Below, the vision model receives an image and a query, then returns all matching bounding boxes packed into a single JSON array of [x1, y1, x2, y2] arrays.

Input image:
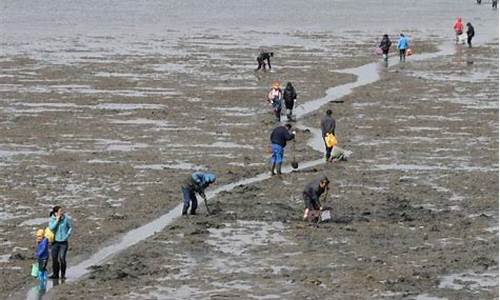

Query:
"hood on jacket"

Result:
[[203, 173, 216, 183]]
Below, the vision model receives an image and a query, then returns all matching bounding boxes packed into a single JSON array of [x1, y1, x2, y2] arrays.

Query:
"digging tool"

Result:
[[202, 194, 211, 215], [291, 139, 299, 169]]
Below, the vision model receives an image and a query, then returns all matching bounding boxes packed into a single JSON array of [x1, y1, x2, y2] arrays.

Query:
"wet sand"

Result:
[[1, 34, 495, 299], [1, 33, 376, 298]]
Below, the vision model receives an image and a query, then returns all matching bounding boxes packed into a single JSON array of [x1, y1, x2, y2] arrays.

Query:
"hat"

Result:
[[36, 229, 44, 237]]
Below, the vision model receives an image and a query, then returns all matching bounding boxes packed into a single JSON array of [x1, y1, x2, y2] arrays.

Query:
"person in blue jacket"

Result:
[[181, 172, 216, 215], [35, 229, 49, 289], [48, 206, 73, 279], [270, 124, 296, 176], [397, 33, 410, 62]]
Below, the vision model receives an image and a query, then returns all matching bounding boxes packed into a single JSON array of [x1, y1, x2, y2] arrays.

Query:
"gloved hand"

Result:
[[292, 131, 296, 135]]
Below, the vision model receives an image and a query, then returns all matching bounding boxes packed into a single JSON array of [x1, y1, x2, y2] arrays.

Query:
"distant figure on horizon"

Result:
[[256, 51, 274, 71], [397, 33, 409, 62], [379, 34, 392, 62], [454, 17, 464, 44], [493, 0, 498, 9], [466, 22, 475, 48]]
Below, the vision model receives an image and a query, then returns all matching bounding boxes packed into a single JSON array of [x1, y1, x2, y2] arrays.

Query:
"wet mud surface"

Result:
[[1, 32, 374, 298], [0, 30, 497, 300], [18, 41, 497, 299]]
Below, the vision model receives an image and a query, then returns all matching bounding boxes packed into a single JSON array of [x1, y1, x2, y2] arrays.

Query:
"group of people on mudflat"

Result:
[[33, 206, 73, 289], [377, 17, 477, 66], [181, 50, 345, 225], [31, 15, 483, 288]]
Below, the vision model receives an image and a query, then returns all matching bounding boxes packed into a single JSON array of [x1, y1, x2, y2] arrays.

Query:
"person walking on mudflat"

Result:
[[466, 22, 475, 48], [268, 81, 283, 123], [256, 51, 274, 71], [270, 123, 295, 176], [48, 206, 73, 280], [320, 109, 336, 162], [283, 82, 298, 121], [397, 33, 409, 62], [379, 34, 392, 62], [181, 172, 216, 215], [454, 17, 464, 44], [303, 175, 330, 223]]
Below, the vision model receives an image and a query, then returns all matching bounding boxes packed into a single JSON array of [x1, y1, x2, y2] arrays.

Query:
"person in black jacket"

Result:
[[270, 124, 295, 176], [303, 175, 330, 222], [283, 82, 298, 121], [379, 34, 392, 62], [256, 51, 274, 71], [320, 109, 336, 162], [466, 22, 475, 48]]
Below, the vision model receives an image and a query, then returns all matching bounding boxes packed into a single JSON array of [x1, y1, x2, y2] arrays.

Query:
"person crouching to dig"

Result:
[[181, 172, 216, 216], [303, 176, 330, 222]]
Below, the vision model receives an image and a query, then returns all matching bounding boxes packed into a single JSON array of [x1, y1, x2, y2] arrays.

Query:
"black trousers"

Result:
[[256, 58, 271, 70], [51, 241, 68, 277], [467, 35, 473, 47], [399, 49, 406, 61]]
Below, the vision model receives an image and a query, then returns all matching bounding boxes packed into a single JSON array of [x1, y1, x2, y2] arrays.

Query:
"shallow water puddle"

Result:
[[207, 221, 287, 256], [135, 161, 205, 171], [438, 270, 498, 291]]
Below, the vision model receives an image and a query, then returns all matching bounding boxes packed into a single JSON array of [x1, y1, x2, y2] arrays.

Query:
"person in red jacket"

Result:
[[453, 17, 464, 44]]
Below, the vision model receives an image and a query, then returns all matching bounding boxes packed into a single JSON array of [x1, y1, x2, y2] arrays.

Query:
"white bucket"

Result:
[[320, 209, 332, 222]]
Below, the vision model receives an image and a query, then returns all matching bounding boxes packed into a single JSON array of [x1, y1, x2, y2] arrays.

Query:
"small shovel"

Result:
[[291, 139, 299, 169], [202, 194, 211, 215]]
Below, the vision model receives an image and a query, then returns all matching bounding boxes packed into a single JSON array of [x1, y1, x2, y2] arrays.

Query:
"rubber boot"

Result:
[[190, 209, 197, 215], [270, 163, 276, 176], [276, 163, 282, 175]]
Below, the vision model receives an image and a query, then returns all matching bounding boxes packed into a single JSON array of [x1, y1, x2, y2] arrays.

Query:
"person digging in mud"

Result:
[[303, 175, 330, 223], [397, 33, 409, 62], [283, 82, 298, 121], [320, 109, 336, 162], [379, 34, 392, 62], [181, 172, 216, 215], [48, 206, 73, 280], [270, 123, 295, 176], [268, 80, 283, 123], [466, 22, 475, 48], [256, 51, 274, 71]]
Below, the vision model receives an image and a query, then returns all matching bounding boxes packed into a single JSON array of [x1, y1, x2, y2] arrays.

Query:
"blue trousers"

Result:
[[271, 144, 284, 164], [182, 187, 197, 214]]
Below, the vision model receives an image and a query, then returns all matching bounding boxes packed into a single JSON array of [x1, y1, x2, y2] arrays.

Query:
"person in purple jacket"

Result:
[[35, 229, 49, 289]]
